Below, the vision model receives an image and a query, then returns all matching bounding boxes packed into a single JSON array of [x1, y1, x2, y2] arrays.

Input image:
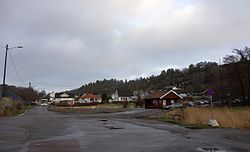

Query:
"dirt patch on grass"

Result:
[[151, 107, 250, 129]]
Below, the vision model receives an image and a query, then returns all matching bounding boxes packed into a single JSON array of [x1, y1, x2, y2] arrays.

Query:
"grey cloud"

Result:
[[0, 0, 250, 92]]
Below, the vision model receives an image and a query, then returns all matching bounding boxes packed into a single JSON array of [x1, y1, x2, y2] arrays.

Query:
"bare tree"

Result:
[[224, 54, 246, 104], [224, 47, 250, 105], [245, 47, 250, 104], [233, 47, 250, 105]]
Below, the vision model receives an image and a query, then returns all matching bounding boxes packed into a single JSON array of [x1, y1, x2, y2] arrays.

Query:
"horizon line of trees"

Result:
[[70, 46, 250, 105]]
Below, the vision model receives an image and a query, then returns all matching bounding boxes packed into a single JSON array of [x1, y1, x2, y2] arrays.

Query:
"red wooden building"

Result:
[[144, 90, 183, 109]]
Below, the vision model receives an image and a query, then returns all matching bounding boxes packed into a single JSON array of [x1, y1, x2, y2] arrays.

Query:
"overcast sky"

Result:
[[1, 0, 250, 92]]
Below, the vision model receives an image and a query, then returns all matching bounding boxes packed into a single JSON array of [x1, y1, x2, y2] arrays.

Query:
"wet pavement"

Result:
[[0, 107, 249, 152]]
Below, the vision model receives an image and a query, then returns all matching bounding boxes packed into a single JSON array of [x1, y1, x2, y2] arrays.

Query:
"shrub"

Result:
[[0, 97, 25, 116]]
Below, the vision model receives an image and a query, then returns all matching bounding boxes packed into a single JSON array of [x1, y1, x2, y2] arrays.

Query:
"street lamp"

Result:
[[1, 44, 23, 98]]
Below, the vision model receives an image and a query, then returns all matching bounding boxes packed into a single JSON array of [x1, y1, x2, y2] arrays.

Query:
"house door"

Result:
[[163, 100, 166, 106]]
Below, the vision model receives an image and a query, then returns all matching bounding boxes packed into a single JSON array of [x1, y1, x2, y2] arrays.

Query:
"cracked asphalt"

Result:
[[0, 107, 249, 152]]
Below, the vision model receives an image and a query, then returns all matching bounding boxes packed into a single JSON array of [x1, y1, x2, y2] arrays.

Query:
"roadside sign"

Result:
[[207, 89, 213, 96]]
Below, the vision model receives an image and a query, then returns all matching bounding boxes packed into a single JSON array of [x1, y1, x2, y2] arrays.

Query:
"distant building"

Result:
[[111, 89, 134, 102], [79, 93, 102, 103], [144, 90, 183, 109], [133, 90, 148, 101], [48, 92, 55, 103], [191, 90, 209, 100], [54, 92, 75, 103]]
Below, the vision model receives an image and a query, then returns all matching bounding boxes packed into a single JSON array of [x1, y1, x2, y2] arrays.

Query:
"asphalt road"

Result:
[[0, 107, 250, 152]]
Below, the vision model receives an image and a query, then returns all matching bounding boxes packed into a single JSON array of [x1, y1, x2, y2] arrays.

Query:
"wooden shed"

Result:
[[144, 90, 183, 109]]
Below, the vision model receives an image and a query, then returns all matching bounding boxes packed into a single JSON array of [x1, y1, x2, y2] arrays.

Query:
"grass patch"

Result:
[[94, 103, 124, 109], [48, 102, 138, 114], [52, 102, 137, 110], [48, 106, 125, 114], [25, 105, 34, 110], [150, 107, 250, 129]]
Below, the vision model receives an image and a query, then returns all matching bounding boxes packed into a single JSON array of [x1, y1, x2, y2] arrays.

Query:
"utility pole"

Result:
[[2, 44, 9, 98], [1, 44, 23, 98]]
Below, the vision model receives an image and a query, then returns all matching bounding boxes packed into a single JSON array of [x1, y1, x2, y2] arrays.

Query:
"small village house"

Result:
[[111, 89, 134, 102], [133, 89, 148, 101], [54, 92, 75, 103], [48, 92, 55, 103], [79, 93, 102, 103], [144, 90, 183, 109]]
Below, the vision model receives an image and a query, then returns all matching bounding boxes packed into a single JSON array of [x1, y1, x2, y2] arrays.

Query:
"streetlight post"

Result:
[[2, 44, 8, 98], [1, 44, 23, 98]]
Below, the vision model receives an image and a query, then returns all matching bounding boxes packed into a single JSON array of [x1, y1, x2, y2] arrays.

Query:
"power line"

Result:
[[8, 51, 26, 86], [0, 45, 6, 48], [32, 82, 77, 88]]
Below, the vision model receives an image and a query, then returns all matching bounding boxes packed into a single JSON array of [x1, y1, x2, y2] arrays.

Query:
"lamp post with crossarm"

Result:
[[1, 44, 23, 98]]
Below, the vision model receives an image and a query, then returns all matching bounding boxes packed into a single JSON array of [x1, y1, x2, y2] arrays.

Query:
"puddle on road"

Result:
[[237, 136, 250, 142], [103, 123, 124, 130], [198, 147, 226, 152], [102, 122, 124, 130], [224, 135, 250, 143], [99, 119, 125, 130], [107, 126, 124, 130]]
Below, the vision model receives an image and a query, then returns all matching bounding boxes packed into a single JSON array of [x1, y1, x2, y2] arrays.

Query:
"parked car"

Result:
[[198, 101, 205, 105], [232, 98, 243, 105], [213, 100, 223, 106], [40, 102, 48, 107], [203, 100, 210, 104], [163, 103, 183, 109], [232, 98, 242, 103], [187, 101, 194, 107], [40, 99, 48, 107], [195, 100, 210, 107]]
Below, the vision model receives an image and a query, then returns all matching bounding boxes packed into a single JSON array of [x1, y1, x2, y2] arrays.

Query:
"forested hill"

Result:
[[70, 61, 219, 96], [70, 47, 250, 104]]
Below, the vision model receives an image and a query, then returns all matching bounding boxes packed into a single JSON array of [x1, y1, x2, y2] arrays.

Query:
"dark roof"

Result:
[[117, 88, 134, 97], [55, 92, 75, 98], [144, 91, 166, 99], [144, 90, 183, 100]]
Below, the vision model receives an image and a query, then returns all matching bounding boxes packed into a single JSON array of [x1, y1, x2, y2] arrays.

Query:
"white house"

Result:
[[79, 93, 102, 103], [54, 92, 75, 103], [48, 92, 55, 103], [133, 90, 149, 100], [111, 89, 134, 102]]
